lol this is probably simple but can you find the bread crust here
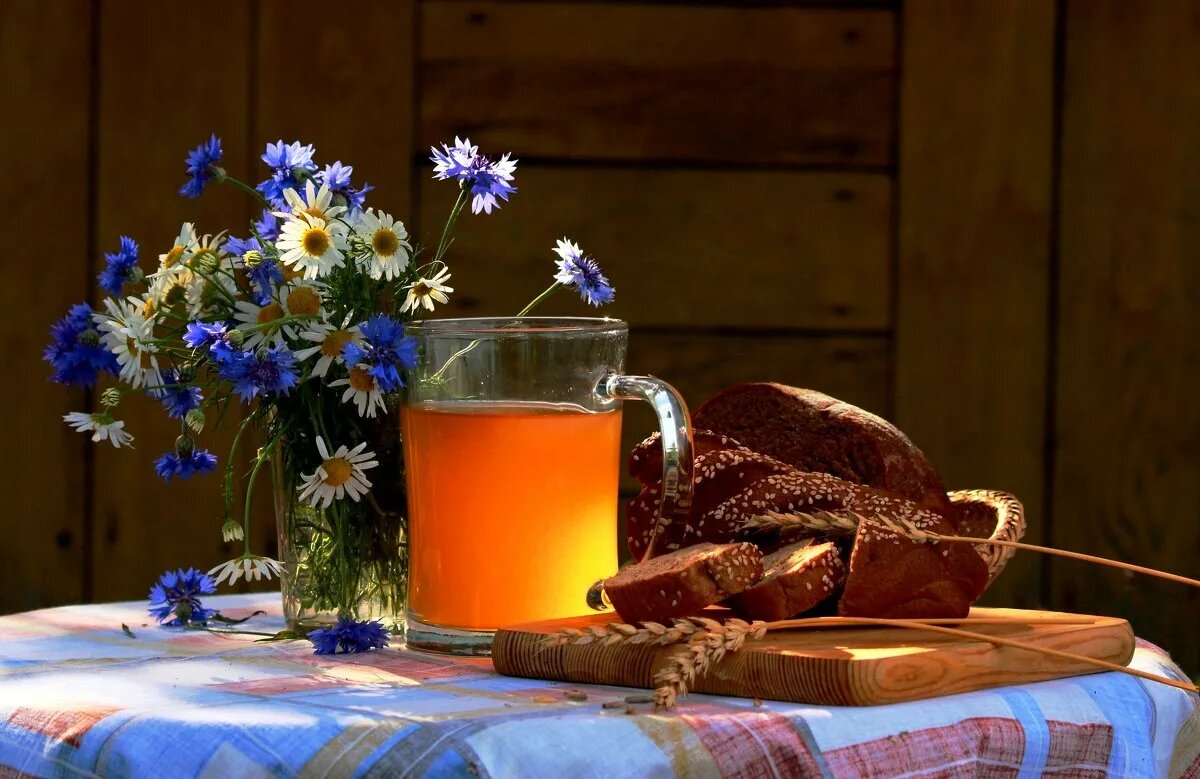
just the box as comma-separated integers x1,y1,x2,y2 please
731,540,846,621
692,383,951,515
605,542,764,624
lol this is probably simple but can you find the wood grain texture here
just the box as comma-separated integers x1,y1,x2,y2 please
493,608,1134,706
419,2,896,167
895,0,1055,609
1052,1,1200,675
258,0,416,219
91,2,258,601
421,167,892,330
0,0,93,611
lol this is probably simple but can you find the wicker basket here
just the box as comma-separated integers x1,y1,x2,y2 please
948,489,1027,590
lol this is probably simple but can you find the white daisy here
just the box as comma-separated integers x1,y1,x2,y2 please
221,521,244,543
63,412,134,448
355,209,411,281
156,223,198,271
280,281,327,321
233,298,294,349
209,555,285,586
275,180,346,224
95,297,161,388
293,315,363,377
148,223,199,302
297,437,379,509
276,213,349,279
400,268,454,314
329,365,387,418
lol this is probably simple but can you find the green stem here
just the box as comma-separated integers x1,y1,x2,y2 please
224,413,258,523
428,282,564,382
431,188,468,266
220,173,272,209
515,281,563,317
241,446,271,559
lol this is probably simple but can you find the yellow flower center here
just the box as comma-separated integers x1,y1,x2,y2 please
165,283,187,306
372,229,399,258
282,265,305,282
320,329,352,357
322,456,353,488
349,365,376,392
257,302,284,326
142,298,157,318
302,227,330,257
163,245,185,268
287,286,321,317
411,281,431,297
304,205,326,221
127,338,152,369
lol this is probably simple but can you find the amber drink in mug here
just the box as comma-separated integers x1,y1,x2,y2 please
402,317,692,654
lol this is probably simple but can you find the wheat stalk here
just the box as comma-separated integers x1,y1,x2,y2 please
745,510,1200,589
543,613,1198,709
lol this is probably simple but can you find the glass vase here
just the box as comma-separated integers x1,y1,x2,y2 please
272,405,408,634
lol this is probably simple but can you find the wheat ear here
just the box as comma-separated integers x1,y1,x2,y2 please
746,510,1200,589
545,614,1198,708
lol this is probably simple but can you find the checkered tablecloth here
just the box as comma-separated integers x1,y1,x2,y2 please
0,593,1196,778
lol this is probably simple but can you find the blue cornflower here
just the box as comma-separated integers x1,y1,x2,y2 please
430,137,517,214
226,236,283,305
183,321,236,364
553,239,615,306
308,617,390,655
253,209,281,242
319,161,372,213
97,235,140,296
342,315,418,393
154,449,218,483
180,134,223,198
257,139,317,209
223,346,299,401
150,368,203,419
43,303,119,387
148,568,217,626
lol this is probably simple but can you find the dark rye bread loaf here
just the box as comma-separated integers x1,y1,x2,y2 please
605,542,764,624
692,384,952,515
628,429,750,486
627,449,794,559
705,471,988,618
731,540,847,621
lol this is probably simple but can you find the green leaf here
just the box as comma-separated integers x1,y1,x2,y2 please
210,609,266,626
255,629,305,642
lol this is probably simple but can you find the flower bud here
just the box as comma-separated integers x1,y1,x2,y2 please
227,329,245,347
174,434,195,457
190,249,219,273
100,387,122,408
243,249,264,269
128,266,146,285
210,165,227,183
176,365,196,382
184,408,205,434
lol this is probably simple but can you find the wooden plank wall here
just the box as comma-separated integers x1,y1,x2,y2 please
2,0,1196,674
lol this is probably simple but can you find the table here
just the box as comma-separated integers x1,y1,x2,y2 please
0,594,1196,778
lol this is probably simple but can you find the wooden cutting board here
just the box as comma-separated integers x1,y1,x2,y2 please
491,608,1134,706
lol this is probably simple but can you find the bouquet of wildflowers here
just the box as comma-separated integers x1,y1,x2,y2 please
45,134,614,634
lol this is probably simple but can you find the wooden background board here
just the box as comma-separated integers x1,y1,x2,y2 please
4,0,1198,677
493,608,1136,706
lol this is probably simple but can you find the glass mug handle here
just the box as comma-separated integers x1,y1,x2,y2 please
586,374,695,610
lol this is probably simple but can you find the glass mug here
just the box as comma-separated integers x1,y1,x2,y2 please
401,317,694,654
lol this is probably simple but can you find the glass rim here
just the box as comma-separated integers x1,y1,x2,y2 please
403,316,628,336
